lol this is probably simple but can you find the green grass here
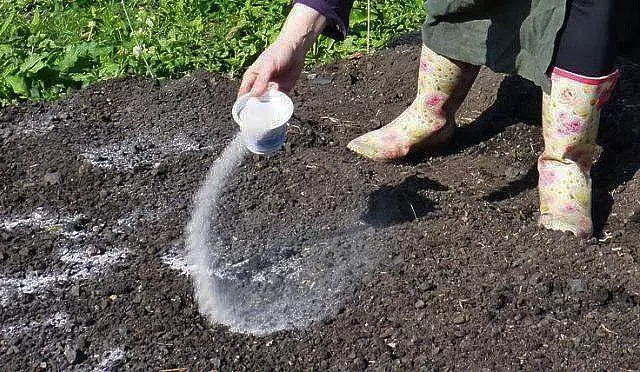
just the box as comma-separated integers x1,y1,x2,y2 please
0,0,424,105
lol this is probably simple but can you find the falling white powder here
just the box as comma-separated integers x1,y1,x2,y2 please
185,133,383,335
161,240,194,276
186,134,248,331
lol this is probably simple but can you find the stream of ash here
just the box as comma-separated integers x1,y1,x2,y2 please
186,134,248,331
186,134,381,335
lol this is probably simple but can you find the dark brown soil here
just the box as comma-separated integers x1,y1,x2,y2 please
1,39,639,370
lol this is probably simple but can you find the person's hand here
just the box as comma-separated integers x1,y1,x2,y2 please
237,3,327,97
239,39,305,97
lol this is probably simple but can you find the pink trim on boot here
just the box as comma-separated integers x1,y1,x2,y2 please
551,67,619,85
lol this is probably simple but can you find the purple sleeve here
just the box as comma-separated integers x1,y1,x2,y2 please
293,0,354,40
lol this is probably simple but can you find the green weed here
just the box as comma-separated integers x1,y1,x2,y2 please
0,0,424,105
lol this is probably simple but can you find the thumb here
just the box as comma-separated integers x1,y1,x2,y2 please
250,69,272,97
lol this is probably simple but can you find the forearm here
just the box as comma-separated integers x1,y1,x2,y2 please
293,0,354,40
277,3,328,55
237,3,329,96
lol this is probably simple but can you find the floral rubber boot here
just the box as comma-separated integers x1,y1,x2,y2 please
538,67,619,238
347,45,479,161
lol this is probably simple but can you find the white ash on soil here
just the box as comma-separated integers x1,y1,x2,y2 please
0,244,128,306
185,134,389,335
81,133,209,170
1,208,90,240
1,312,69,339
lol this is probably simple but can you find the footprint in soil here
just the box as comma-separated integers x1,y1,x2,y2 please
361,174,447,227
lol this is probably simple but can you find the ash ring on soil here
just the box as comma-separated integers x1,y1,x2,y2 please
186,135,391,335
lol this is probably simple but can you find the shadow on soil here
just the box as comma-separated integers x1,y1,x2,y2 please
592,61,640,232
453,75,541,151
484,164,539,202
403,74,543,199
466,63,640,235
401,73,543,168
361,174,447,227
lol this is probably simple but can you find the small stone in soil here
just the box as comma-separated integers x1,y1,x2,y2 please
71,285,81,297
19,247,34,257
453,314,467,324
212,358,222,369
567,279,587,293
43,172,60,185
64,344,77,364
85,245,101,256
454,330,466,338
152,162,168,177
595,326,609,338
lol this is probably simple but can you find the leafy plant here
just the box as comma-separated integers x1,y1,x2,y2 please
1,0,424,105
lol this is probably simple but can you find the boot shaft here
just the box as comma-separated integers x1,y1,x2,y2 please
541,67,619,164
537,67,619,238
416,45,479,121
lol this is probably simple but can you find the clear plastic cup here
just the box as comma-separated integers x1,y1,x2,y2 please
232,88,294,155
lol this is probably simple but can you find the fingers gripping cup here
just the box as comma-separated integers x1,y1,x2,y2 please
232,88,294,155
